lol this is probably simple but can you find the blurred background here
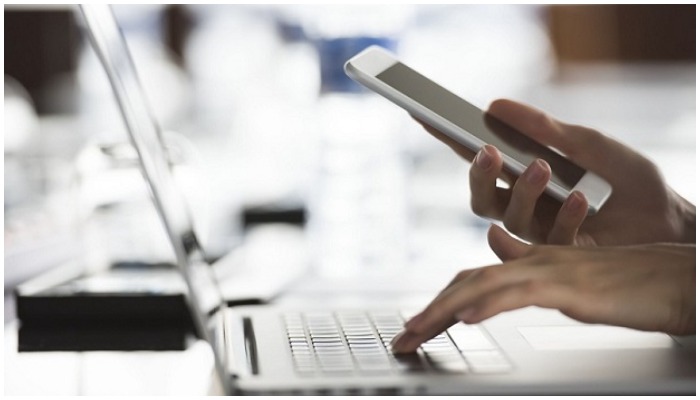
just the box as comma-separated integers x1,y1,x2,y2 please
4,4,696,322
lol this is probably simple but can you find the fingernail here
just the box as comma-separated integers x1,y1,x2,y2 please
475,148,492,170
566,191,585,211
390,330,419,354
525,159,548,184
390,330,406,347
390,330,409,353
455,307,475,322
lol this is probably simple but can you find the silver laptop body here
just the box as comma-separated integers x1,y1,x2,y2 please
79,4,695,395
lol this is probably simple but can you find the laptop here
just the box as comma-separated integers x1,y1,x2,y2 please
78,4,695,395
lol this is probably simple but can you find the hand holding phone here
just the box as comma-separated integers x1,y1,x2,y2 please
344,46,612,215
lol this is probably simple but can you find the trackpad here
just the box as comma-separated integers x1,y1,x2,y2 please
518,325,675,350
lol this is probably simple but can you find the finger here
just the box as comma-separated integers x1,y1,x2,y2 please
400,263,533,342
502,159,551,238
546,191,589,245
455,280,572,324
487,99,620,172
393,263,540,353
487,224,531,261
469,145,508,219
412,116,476,161
394,269,480,353
433,268,481,300
400,268,492,337
406,267,485,329
390,319,456,354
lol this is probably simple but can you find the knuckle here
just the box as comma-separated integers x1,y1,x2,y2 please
531,111,554,134
514,173,544,198
470,198,491,217
637,157,663,180
521,280,550,304
455,269,471,281
522,280,543,296
469,161,486,177
547,221,578,245
477,267,502,286
584,126,606,144
567,125,605,156
417,306,440,327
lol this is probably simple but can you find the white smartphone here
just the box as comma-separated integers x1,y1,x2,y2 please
344,46,612,215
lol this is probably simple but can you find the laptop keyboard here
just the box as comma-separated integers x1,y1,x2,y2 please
283,311,511,376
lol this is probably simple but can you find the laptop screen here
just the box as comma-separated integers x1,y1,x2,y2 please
78,5,230,387
78,5,199,264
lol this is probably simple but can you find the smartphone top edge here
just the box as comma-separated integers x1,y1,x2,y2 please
344,45,398,77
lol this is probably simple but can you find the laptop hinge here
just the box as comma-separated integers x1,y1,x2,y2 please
225,313,259,377
242,317,260,375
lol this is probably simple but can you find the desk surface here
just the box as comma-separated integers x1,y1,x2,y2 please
4,322,215,395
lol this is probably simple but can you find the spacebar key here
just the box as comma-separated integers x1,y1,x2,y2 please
393,353,427,372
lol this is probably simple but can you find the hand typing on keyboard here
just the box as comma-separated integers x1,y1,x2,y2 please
391,225,696,354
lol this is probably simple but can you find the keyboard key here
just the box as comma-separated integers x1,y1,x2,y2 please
343,328,375,335
423,351,464,362
447,324,496,351
315,347,348,354
428,360,469,373
318,355,353,364
463,350,512,373
347,337,379,343
312,338,343,344
393,353,428,372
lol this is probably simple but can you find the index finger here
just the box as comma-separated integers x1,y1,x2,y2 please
393,263,533,353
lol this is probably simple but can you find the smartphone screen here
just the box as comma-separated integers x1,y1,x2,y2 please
375,62,586,189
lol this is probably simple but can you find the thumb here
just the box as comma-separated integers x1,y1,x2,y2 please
487,99,568,151
487,224,531,261
487,99,617,173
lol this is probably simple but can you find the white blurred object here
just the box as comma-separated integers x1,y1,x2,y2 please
4,210,81,290
305,8,412,278
185,6,281,132
400,5,554,107
4,77,81,289
183,6,315,257
5,77,41,208
214,224,310,302
4,76,39,153
77,4,191,142
301,4,414,39
75,133,209,271
312,94,409,277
